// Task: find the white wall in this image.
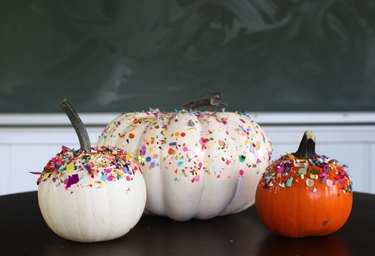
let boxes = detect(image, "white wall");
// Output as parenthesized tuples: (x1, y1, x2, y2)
(1, 112, 374, 195)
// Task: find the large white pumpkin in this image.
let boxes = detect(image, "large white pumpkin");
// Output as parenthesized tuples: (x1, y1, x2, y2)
(97, 109, 272, 221)
(35, 100, 146, 242)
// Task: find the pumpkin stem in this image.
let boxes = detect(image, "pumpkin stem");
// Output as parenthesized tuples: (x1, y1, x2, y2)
(60, 99, 91, 152)
(182, 92, 226, 111)
(293, 131, 319, 159)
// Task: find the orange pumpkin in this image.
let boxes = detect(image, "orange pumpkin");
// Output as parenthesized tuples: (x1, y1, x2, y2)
(255, 131, 353, 238)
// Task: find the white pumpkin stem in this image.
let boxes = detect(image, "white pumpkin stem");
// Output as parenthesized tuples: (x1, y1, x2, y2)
(294, 131, 319, 159)
(60, 99, 91, 152)
(182, 92, 226, 111)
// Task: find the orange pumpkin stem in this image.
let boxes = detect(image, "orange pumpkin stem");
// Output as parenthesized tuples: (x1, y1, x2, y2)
(60, 99, 91, 152)
(294, 131, 319, 159)
(182, 92, 226, 111)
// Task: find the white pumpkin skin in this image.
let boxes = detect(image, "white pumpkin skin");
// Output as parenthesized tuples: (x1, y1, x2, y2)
(36, 146, 146, 242)
(98, 111, 272, 221)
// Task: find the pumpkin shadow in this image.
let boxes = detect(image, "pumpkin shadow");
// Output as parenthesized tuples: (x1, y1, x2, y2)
(258, 233, 349, 256)
(41, 238, 138, 256)
(41, 209, 269, 256)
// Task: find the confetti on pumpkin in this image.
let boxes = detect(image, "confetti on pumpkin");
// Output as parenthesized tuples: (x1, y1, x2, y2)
(258, 154, 353, 193)
(35, 146, 140, 190)
(98, 110, 272, 183)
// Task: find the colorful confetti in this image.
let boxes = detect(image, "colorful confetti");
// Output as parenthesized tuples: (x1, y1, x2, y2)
(258, 153, 353, 193)
(97, 110, 272, 183)
(34, 146, 140, 190)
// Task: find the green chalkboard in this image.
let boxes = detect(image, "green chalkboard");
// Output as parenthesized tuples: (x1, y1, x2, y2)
(1, 0, 375, 113)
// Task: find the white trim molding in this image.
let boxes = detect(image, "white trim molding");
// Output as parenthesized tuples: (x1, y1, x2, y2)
(0, 113, 118, 126)
(251, 112, 375, 125)
(1, 112, 374, 196)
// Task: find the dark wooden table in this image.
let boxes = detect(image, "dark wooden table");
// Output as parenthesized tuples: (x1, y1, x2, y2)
(1, 191, 374, 255)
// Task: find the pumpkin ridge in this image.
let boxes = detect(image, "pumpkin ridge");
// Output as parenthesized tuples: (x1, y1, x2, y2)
(217, 113, 247, 215)
(38, 184, 64, 237)
(143, 114, 168, 216)
(220, 112, 271, 215)
(194, 114, 209, 218)
(117, 114, 154, 155)
(195, 113, 226, 218)
(102, 187, 112, 240)
(162, 112, 204, 220)
(131, 174, 147, 227)
(196, 113, 242, 219)
(97, 113, 126, 145)
(86, 187, 97, 240)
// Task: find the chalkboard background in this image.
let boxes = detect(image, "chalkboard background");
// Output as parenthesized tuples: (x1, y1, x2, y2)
(1, 0, 375, 113)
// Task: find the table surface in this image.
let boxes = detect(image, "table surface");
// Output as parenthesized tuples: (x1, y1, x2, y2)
(1, 191, 374, 256)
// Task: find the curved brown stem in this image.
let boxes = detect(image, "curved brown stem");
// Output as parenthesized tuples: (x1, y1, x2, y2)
(293, 131, 319, 159)
(60, 99, 91, 152)
(182, 92, 226, 111)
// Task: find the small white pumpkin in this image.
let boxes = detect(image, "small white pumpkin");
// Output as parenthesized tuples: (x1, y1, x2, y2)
(97, 94, 272, 221)
(35, 100, 146, 242)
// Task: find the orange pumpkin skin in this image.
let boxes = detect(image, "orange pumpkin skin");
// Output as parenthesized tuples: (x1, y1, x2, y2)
(255, 132, 353, 238)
